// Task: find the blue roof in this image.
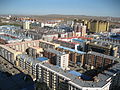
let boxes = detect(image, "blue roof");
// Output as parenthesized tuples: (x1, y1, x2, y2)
(58, 46, 85, 54)
(72, 39, 85, 42)
(37, 57, 48, 62)
(69, 70, 82, 76)
(109, 37, 120, 40)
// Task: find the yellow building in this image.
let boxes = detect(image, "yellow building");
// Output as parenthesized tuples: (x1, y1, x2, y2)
(89, 20, 109, 33)
(74, 19, 109, 33)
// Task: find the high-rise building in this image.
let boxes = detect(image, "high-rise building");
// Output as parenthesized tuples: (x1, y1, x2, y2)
(88, 20, 109, 33)
(56, 52, 69, 70)
(73, 23, 87, 37)
(74, 19, 109, 33)
(23, 21, 30, 30)
(81, 25, 87, 36)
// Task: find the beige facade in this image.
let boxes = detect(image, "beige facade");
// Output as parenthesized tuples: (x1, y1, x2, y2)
(0, 45, 22, 64)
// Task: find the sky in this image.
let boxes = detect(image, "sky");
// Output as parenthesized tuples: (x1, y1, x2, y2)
(0, 0, 120, 17)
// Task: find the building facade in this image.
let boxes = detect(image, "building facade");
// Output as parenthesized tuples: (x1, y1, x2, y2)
(89, 20, 109, 33)
(85, 51, 116, 69)
(23, 21, 30, 30)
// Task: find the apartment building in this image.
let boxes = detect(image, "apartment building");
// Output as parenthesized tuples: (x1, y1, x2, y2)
(87, 42, 118, 57)
(74, 19, 109, 33)
(56, 46, 86, 66)
(39, 40, 60, 49)
(5, 40, 59, 53)
(23, 21, 30, 30)
(86, 51, 117, 69)
(72, 39, 90, 51)
(93, 38, 120, 58)
(5, 40, 40, 52)
(55, 36, 92, 51)
(43, 49, 69, 70)
(88, 20, 109, 33)
(0, 30, 32, 43)
(99, 37, 120, 44)
(26, 46, 43, 58)
(73, 23, 87, 37)
(53, 39, 80, 50)
(16, 54, 40, 79)
(0, 45, 22, 64)
(1, 51, 120, 90)
(35, 59, 120, 90)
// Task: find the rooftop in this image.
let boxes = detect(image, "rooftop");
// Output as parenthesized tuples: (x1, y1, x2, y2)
(0, 45, 22, 54)
(93, 39, 120, 46)
(88, 51, 117, 60)
(58, 46, 86, 54)
(45, 48, 66, 56)
(72, 39, 85, 42)
(54, 39, 79, 45)
(37, 57, 48, 62)
(69, 70, 82, 76)
(59, 36, 93, 40)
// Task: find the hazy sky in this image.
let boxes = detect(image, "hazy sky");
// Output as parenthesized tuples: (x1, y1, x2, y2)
(0, 0, 120, 17)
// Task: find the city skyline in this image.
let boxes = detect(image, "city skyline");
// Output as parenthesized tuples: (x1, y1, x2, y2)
(0, 0, 120, 17)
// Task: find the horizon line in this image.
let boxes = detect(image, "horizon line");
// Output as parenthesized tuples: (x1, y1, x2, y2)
(0, 13, 120, 18)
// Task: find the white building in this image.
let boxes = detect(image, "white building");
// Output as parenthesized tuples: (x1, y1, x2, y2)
(41, 22, 58, 28)
(44, 49, 69, 70)
(56, 52, 69, 70)
(111, 28, 120, 33)
(23, 21, 30, 30)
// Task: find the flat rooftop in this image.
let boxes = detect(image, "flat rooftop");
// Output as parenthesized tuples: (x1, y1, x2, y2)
(88, 51, 117, 60)
(45, 48, 66, 56)
(37, 57, 48, 62)
(93, 39, 120, 46)
(72, 39, 85, 42)
(58, 46, 86, 54)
